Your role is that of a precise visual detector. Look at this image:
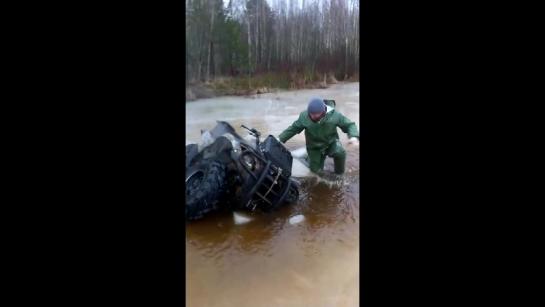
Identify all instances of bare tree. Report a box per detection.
[186,0,360,84]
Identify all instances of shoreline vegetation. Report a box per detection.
[186,0,359,102]
[186,71,359,101]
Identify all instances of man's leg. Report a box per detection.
[307,148,326,174]
[327,141,346,174]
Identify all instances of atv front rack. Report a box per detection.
[237,143,293,211]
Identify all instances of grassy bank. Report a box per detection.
[186,71,359,101]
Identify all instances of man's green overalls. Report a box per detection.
[278,101,359,174]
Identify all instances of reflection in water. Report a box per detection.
[186,83,359,307]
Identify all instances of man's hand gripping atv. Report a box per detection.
[185,121,299,220]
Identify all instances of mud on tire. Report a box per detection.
[185,160,227,220]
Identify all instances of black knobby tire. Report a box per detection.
[185,160,227,220]
[186,144,199,168]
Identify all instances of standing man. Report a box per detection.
[278,97,359,175]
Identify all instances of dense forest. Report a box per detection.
[186,0,359,95]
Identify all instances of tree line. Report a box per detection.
[186,0,359,85]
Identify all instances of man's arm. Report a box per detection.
[337,113,359,139]
[278,116,305,143]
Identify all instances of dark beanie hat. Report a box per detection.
[308,98,325,114]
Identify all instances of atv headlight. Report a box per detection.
[242,155,256,170]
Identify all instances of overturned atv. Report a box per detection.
[185,121,299,220]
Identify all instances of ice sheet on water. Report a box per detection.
[291,158,312,178]
[290,147,308,159]
[233,212,253,225]
[289,214,305,225]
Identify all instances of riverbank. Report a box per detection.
[186,72,359,101]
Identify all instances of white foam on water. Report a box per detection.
[233,212,253,225]
[289,214,305,225]
[315,176,338,188]
[310,173,350,188]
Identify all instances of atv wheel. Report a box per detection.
[185,161,227,220]
[186,144,199,168]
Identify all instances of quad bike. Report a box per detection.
[185,121,300,220]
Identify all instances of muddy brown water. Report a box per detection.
[186,82,360,307]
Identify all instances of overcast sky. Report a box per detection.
[222,0,306,10]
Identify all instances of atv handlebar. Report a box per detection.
[241,125,261,137]
[241,124,261,148]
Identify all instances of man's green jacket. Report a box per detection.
[278,106,359,150]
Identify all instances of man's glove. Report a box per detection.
[347,137,359,146]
